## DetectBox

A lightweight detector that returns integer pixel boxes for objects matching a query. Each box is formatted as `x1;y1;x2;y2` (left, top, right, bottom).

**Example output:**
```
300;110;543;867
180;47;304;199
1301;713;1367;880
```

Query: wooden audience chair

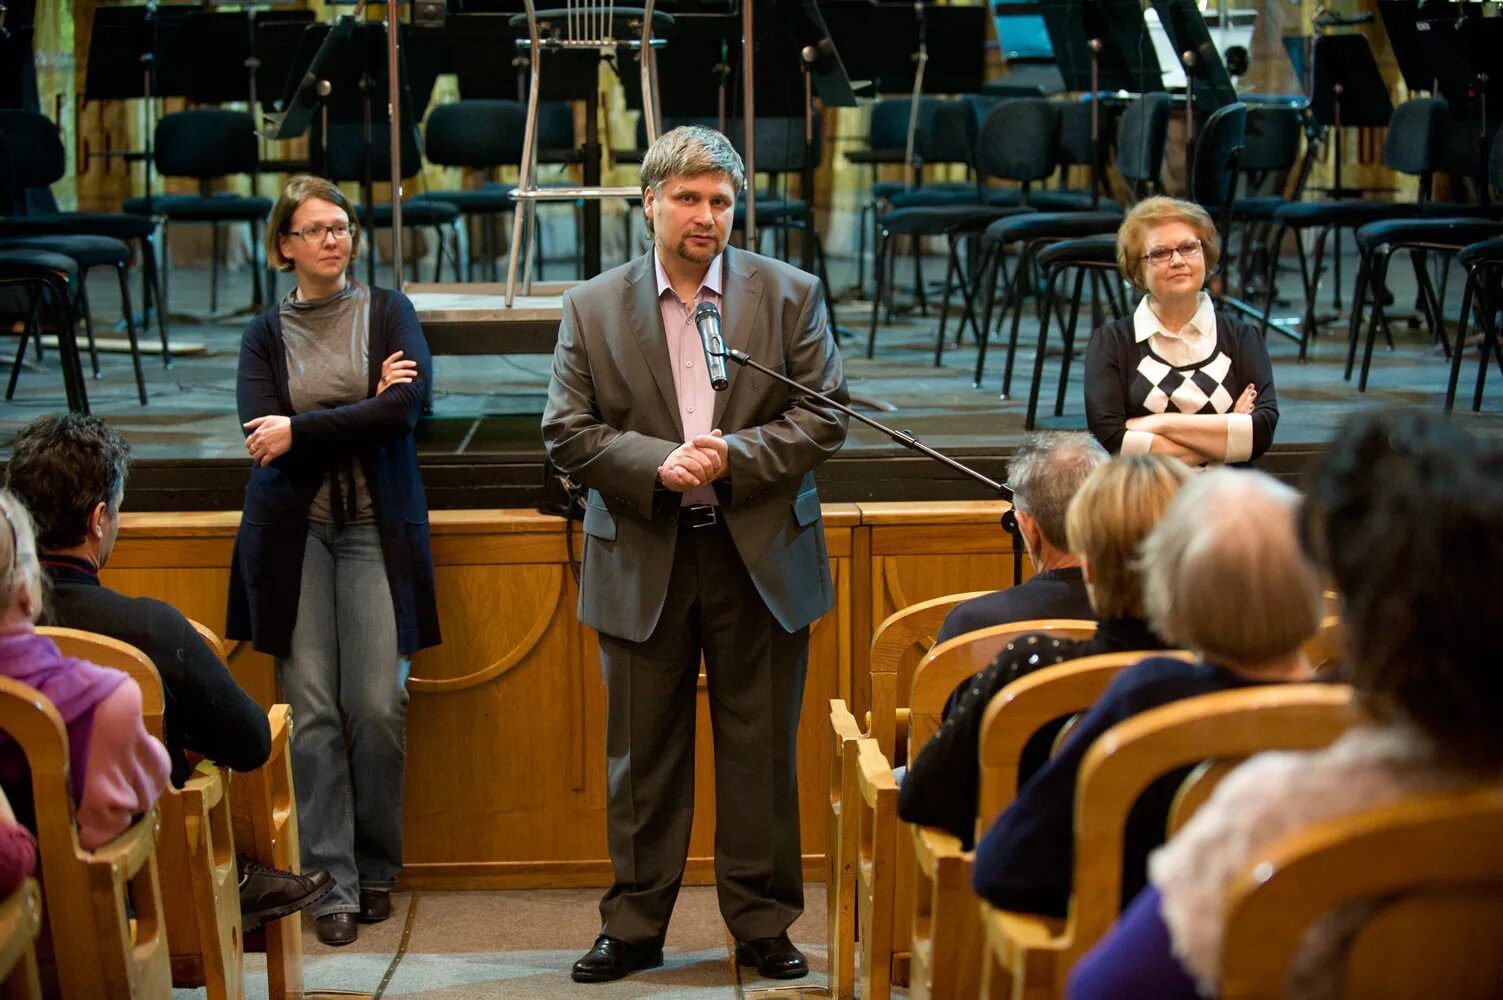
899;650;1191;1000
892;620;1094;997
40;627;244;1000
0;676;171;998
825;700;864;1000
0;789;42;1000
1303;613;1344;674
853;738;899;1000
826;590;986;996
1221;785;1503;1000
978;683;1356;1000
189;620;305;1000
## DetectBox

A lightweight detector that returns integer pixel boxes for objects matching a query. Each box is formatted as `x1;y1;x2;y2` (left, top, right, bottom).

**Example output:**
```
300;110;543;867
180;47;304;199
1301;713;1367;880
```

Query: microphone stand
718;346;1028;585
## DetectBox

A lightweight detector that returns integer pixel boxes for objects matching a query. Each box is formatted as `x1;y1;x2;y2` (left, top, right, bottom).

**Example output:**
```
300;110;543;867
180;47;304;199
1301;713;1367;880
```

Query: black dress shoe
571;934;664;983
237;854;335;932
734;934;808;979
358;888;392;923
315;912;358;946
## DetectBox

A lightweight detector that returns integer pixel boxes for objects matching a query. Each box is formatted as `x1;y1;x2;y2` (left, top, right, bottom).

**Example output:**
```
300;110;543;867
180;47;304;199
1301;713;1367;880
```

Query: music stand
1149;0;1237;141
1036;0;1164;209
83;5;202;215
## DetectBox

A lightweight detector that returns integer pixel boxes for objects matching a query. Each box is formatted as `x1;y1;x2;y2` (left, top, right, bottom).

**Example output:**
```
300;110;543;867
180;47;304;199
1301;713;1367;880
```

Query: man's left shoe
733;934;808;980
358;888;393;923
237;854;335;932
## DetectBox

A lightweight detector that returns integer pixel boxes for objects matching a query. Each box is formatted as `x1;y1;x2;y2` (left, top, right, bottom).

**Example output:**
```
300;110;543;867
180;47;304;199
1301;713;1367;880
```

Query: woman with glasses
1084;197;1278;466
227;175;440;946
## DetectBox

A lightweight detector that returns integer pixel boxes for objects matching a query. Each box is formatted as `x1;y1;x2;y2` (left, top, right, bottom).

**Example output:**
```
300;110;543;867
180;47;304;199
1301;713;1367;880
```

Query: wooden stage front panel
101;502;1020;888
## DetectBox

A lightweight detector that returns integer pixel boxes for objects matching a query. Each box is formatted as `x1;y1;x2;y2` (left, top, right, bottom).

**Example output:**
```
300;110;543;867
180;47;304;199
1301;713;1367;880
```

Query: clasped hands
658;430;728;492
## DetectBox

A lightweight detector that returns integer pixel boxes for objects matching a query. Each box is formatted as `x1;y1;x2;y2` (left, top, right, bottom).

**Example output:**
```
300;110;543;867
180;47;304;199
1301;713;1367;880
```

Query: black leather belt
678;504;721;529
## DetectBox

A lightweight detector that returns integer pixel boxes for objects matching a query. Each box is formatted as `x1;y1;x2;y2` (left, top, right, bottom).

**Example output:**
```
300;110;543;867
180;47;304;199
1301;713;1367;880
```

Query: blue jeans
276;522;410;917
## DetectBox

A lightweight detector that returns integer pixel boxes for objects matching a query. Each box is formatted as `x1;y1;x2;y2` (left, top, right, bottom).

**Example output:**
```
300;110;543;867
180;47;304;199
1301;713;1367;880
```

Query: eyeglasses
1143;240;1203;266
287;222;357;244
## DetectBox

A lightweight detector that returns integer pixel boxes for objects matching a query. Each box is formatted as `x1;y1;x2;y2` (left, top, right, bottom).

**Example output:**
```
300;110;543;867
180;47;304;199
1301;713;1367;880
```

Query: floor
185;884;851;1000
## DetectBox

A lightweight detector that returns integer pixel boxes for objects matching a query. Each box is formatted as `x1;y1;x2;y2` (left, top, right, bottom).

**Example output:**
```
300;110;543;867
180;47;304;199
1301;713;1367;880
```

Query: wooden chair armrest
911;824;964;875
89;806;161;876
830;699;864;742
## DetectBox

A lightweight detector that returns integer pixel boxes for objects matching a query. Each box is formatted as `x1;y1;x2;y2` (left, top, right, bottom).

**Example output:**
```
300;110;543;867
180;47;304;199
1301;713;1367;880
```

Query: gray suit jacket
542;246;850;642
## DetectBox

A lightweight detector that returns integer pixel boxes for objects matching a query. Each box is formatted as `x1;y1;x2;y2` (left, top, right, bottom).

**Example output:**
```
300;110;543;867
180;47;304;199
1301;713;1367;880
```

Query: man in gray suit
543;126;849;983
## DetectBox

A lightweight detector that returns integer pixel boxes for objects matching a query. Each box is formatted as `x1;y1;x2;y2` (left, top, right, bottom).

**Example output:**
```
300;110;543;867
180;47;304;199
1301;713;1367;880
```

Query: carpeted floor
190;884;855;1000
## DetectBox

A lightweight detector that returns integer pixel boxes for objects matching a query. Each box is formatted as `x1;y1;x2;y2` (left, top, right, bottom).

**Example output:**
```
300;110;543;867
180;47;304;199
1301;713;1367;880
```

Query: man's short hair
1006;432;1109;550
5;414;131;551
639;126;746;236
1140;468;1322;665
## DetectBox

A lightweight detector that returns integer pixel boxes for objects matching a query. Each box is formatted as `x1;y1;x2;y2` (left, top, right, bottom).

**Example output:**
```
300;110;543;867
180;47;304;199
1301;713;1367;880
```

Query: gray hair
1006;432;1109;549
1140;468;1323;667
639;126;746;235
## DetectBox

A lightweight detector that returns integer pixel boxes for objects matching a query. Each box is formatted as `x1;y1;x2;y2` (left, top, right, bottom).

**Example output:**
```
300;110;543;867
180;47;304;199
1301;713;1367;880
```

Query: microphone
693;301;730;392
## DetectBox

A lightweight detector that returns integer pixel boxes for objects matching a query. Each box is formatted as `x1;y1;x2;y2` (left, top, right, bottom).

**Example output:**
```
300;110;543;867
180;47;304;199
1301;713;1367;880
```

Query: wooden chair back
1222;785;1503;1000
0;676;170;998
0;788;42;1000
909;620;1097;769
853;738;898;1000
908;648;1174;1000
37;626;244;1000
977;683;1356;999
37;628;162;740
825;700;864;1000
867;591;992;763
1066;684;1357;990
189;619;305;1000
976;650;1191;837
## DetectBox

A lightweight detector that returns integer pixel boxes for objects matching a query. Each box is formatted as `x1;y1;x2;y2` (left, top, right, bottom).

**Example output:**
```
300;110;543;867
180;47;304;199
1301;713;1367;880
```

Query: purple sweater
0;629;171;849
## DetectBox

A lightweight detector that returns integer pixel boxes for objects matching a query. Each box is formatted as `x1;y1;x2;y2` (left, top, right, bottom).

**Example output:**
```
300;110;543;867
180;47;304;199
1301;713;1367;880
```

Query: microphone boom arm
721;347;1014;501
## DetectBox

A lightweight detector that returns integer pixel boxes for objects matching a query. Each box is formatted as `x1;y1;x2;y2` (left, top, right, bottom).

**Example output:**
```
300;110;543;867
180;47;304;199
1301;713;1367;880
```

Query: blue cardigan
226;285;441;657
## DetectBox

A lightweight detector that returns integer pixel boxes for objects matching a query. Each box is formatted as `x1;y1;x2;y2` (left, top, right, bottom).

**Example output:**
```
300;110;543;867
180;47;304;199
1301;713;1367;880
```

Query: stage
3;251;1500;511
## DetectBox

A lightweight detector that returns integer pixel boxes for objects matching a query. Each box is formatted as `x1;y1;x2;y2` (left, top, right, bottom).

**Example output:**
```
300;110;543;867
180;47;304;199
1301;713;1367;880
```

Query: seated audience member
1085;197;1278;465
971;468;1324;918
0;489;170;849
4;413;333;927
900;454;1191;846
936;432;1108;644
1069;411;1503;1000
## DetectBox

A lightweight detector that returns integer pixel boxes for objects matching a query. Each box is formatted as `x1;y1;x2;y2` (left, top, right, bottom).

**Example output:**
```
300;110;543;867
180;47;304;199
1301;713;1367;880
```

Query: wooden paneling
100;501;1012;887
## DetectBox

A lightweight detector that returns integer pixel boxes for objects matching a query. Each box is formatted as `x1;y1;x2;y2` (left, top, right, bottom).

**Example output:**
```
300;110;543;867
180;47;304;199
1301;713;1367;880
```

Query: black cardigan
1084;311;1278;461
226;285;441;657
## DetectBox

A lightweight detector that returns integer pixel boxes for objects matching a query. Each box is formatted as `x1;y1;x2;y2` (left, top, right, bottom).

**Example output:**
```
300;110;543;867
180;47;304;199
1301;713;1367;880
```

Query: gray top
279;280;376;524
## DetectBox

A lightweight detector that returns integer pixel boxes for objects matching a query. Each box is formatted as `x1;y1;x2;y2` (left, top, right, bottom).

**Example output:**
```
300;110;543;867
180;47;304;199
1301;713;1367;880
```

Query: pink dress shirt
655;250;725;507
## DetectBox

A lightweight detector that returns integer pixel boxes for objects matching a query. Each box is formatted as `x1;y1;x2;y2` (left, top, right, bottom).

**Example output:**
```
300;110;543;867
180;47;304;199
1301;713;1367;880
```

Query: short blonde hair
1066;454;1193;619
1140;469;1322;667
0;489;44;621
265;175;362;273
1115;195;1220;291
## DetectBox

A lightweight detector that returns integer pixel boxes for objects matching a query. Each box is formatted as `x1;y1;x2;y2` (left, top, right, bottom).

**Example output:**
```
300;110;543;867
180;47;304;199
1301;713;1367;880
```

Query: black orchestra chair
321;120;463;286
1256;97;1448;358
1346;215;1503;392
0;126;147;404
415;99;528;282
1344;128;1503;391
0;248;90;413
1029;99;1122;213
872;99;987;318
973;92;1170;396
850;98;928;294
867;99;1058;364
123;108;274;321
0;109;170;370
1219;103;1306;298
1448;234;1503;413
